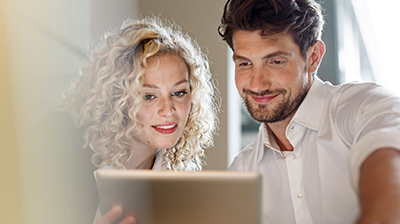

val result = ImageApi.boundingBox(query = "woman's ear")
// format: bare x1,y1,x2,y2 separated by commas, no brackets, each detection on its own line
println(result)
307,40,326,74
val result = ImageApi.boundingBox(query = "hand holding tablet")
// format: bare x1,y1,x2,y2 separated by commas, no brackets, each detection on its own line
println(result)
93,205,136,224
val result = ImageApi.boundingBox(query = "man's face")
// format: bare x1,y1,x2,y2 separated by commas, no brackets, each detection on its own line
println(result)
232,30,313,124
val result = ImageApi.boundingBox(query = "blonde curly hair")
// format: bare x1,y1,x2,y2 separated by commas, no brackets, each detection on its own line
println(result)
59,17,219,171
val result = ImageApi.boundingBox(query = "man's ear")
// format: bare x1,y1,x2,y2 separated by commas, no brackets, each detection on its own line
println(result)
307,40,326,74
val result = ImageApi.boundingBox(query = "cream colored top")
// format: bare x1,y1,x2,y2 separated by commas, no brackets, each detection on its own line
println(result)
93,149,165,221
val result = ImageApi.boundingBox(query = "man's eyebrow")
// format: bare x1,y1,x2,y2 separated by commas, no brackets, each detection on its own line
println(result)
232,54,250,61
263,51,292,59
232,51,292,61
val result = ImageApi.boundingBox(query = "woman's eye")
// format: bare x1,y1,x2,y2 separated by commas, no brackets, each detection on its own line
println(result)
143,95,155,100
173,91,188,97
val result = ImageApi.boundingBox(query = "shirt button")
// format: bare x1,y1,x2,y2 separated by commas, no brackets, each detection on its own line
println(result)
290,154,297,159
296,192,303,198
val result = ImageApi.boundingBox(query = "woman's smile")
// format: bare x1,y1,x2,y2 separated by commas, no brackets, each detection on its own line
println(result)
152,123,178,134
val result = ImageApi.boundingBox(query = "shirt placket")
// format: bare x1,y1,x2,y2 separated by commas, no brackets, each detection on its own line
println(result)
285,123,314,224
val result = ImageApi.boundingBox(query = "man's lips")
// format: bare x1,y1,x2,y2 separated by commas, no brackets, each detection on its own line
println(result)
152,123,178,134
251,94,279,104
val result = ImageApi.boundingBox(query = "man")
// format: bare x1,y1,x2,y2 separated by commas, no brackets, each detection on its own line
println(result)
218,0,400,223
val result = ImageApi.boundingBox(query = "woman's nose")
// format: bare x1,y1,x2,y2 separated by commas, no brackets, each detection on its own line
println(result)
158,97,175,117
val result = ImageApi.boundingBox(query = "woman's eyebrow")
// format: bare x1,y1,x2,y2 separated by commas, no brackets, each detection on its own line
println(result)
142,84,158,89
142,79,189,89
174,79,189,87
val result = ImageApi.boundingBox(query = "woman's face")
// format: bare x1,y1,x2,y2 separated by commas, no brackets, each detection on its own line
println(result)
133,53,192,151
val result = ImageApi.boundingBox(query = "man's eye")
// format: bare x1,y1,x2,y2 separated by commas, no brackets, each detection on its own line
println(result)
269,59,285,65
173,91,188,97
239,61,251,67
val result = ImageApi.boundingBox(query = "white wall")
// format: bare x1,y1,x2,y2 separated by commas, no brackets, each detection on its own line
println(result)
3,1,140,223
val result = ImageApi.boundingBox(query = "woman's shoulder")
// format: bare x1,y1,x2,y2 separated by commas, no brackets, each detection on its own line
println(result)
152,149,166,170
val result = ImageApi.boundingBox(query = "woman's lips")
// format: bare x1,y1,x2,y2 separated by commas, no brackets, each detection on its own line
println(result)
152,123,178,134
251,94,279,104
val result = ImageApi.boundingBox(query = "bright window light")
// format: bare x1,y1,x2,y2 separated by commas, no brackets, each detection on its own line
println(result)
358,0,400,94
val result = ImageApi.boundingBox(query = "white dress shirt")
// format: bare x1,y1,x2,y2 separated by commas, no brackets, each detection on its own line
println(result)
229,77,400,224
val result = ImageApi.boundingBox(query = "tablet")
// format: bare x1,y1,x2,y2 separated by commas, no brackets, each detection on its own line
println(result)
96,170,261,224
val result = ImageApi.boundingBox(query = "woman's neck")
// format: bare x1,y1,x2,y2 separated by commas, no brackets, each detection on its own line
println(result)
125,146,158,169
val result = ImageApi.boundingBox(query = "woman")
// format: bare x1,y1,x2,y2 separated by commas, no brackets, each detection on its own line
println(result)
59,17,219,223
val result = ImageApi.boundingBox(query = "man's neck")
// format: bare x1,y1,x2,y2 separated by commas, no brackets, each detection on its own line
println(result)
266,117,294,152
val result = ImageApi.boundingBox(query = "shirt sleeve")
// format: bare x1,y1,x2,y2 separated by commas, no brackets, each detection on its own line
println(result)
228,156,241,171
228,146,255,172
336,83,400,189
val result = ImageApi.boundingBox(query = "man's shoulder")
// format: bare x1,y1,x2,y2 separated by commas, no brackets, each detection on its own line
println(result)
335,81,392,96
313,78,390,96
331,81,400,107
229,133,264,171
239,126,265,156
235,143,255,157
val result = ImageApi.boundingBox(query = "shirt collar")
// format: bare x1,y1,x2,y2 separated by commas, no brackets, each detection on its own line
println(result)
291,76,331,131
258,123,269,163
256,77,332,162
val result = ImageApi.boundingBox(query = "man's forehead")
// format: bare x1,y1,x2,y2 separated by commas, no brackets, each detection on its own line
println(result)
231,30,303,62
233,29,289,40
232,30,295,49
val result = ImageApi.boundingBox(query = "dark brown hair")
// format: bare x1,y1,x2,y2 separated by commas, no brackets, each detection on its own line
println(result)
218,0,325,58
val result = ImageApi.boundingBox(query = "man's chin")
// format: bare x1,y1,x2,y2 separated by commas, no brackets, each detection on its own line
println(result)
247,109,272,123
246,104,289,123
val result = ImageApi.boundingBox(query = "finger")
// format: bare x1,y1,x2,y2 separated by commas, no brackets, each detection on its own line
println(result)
118,215,137,224
95,205,123,224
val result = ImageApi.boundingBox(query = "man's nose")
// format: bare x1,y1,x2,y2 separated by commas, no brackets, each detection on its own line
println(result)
249,66,270,93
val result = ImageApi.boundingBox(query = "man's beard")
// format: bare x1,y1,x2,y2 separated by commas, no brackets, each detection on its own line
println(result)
242,83,308,123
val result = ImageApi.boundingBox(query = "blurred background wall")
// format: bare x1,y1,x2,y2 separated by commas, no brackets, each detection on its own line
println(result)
0,1,23,223
1,0,228,223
